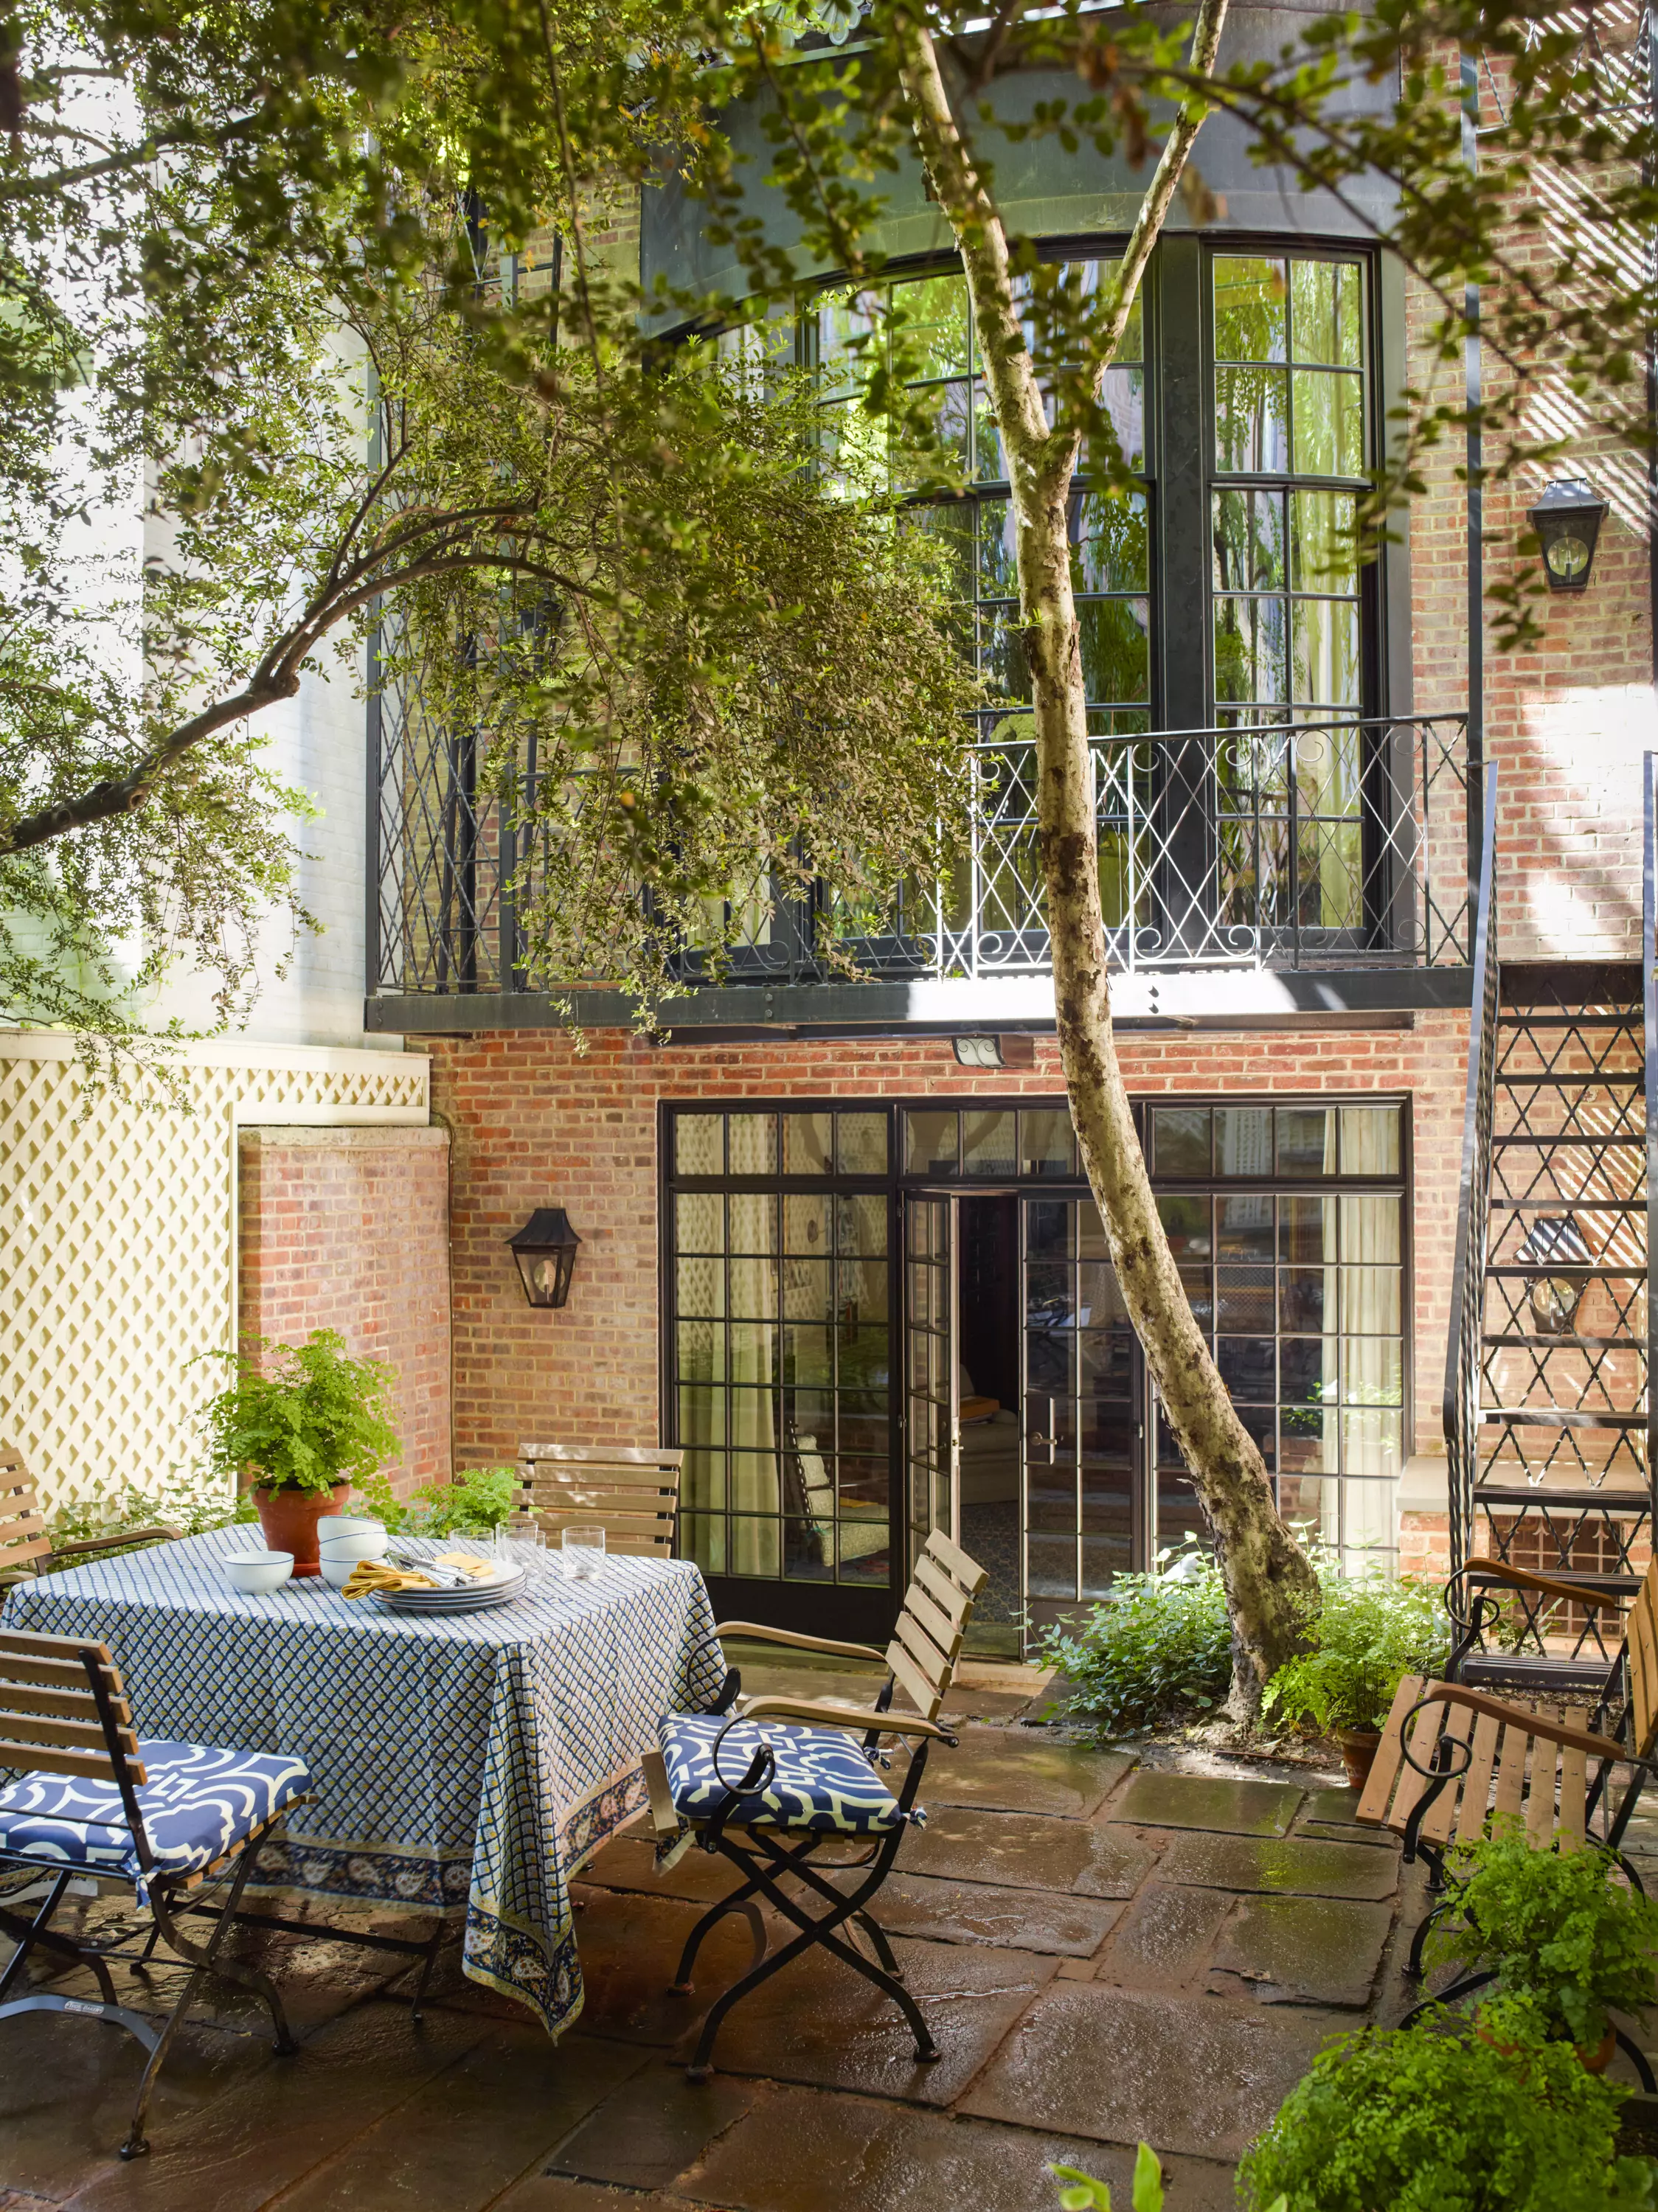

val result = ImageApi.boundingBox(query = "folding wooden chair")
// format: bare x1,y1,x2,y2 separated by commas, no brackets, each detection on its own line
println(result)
516,1443,683,1557
642,1528,989,2081
1358,1556,1658,2080
0,1627,313,2157
1,1444,183,1595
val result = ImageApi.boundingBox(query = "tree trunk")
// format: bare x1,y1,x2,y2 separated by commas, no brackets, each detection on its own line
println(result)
896,1,1317,1715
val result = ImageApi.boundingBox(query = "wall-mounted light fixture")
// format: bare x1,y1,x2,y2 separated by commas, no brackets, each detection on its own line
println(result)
507,1208,583,1309
1513,1214,1592,1337
1527,479,1609,593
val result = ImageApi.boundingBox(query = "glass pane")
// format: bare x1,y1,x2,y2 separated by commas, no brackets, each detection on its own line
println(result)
892,270,971,380
1280,1194,1336,1263
1338,1478,1398,1566
1343,1336,1403,1407
1215,256,1288,361
1342,1408,1403,1480
1157,1194,1212,1260
784,1192,831,1255
677,1321,724,1382
1212,489,1285,592
1289,490,1358,592
1291,598,1360,708
1216,1267,1274,1331
728,1324,779,1385
1098,366,1146,470
1021,1109,1076,1178
1280,1336,1336,1405
1216,1195,1274,1261
1027,1532,1077,1601
729,1514,781,1577
1339,1107,1401,1175
1215,365,1288,473
838,1112,889,1174
1291,260,1362,368
730,1256,779,1318
684,1449,726,1510
1291,369,1363,478
676,1256,724,1318
1079,598,1151,704
1339,1266,1402,1337
727,1113,777,1175
675,1113,723,1174
1214,595,1287,704
962,1109,1018,1176
836,1192,888,1255
1215,1109,1273,1176
1277,1107,1336,1175
906,1111,959,1175
783,1112,833,1175
784,1520,833,1582
729,1192,778,1253
977,496,1019,596
1341,1193,1402,1263
785,1324,834,1385
1026,1198,1073,1259
681,1514,725,1572
676,1191,723,1253
679,1385,726,1447
1071,490,1149,592
836,1257,888,1322
1217,1338,1276,1401
1153,1106,1211,1175
783,1258,833,1321
1280,1268,1328,1331
839,1324,891,1389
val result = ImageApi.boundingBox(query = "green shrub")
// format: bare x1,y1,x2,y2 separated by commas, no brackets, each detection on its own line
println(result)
48,1470,255,1562
198,1329,400,1497
1263,1563,1449,1735
353,1464,518,1538
1033,1540,1232,1735
1425,1828,1658,2049
1238,2002,1657,2212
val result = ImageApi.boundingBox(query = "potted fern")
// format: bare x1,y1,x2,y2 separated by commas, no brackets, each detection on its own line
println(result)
1263,1566,1449,1787
200,1330,401,1576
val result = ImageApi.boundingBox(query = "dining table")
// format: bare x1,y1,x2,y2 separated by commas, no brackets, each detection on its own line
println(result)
1,1523,724,2035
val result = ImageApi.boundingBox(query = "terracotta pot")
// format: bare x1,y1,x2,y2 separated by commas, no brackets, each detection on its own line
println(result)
1579,2026,1618,2074
1336,1728,1383,1790
252,1481,350,1576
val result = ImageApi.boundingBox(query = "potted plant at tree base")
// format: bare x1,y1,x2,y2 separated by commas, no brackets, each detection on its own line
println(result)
1237,1999,1658,2211
201,1330,401,1576
1425,1828,1658,2070
1261,1565,1449,1787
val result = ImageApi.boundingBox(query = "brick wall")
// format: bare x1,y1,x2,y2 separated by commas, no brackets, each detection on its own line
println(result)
238,1127,452,1493
429,1015,1468,1474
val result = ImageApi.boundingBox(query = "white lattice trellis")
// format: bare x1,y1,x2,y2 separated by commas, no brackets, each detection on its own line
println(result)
0,1034,429,1515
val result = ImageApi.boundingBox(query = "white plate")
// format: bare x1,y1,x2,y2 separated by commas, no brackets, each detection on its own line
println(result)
374,1583,525,1615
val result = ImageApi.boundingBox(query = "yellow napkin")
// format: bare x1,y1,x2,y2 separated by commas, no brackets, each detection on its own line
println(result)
434,1552,499,1581
341,1559,438,1600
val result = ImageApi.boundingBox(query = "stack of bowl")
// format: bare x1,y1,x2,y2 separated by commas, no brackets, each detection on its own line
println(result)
317,1515,390,1589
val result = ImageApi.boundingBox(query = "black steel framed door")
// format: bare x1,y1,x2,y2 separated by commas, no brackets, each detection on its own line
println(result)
903,1193,958,1576
1022,1194,1147,1632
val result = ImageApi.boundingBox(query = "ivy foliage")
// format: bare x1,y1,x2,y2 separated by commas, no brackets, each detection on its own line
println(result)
1238,2002,1658,2212
198,1328,401,1496
1426,1829,1658,2051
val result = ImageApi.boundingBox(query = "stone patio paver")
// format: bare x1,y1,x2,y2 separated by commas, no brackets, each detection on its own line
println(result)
902,1805,1157,1896
548,2062,757,2191
1209,1896,1394,2008
1156,1831,1399,1901
669,2082,1238,2212
849,1871,1124,1955
958,1983,1346,2158
1095,1885,1235,1990
908,1728,1136,1818
1110,1771,1303,1837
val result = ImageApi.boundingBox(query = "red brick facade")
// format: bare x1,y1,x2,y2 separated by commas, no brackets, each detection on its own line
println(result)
237,1127,452,1493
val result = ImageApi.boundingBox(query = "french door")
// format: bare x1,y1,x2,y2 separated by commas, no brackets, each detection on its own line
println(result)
903,1194,957,1576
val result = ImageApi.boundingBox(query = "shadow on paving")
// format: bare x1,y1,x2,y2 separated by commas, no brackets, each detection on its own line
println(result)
0,1652,1430,2210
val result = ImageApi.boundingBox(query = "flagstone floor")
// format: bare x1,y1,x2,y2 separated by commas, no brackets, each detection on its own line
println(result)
4,1648,1646,2212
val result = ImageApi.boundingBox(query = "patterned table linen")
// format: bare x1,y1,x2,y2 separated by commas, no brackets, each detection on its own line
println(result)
3,1525,723,2034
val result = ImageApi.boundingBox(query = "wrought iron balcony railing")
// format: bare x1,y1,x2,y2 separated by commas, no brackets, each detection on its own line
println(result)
369,708,1475,1000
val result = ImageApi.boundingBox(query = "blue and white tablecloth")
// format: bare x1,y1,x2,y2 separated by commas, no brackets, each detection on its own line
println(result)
2,1526,723,2035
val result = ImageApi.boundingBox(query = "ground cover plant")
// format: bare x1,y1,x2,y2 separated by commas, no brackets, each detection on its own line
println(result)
1262,1567,1450,1736
1034,1539,1233,1736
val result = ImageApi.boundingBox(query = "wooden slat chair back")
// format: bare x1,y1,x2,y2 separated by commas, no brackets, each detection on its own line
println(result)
0,1448,52,1587
887,1529,990,1722
1623,1559,1658,1759
517,1443,683,1557
0,1627,147,1797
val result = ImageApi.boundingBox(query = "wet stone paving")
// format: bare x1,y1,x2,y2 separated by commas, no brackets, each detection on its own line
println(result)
4,1649,1656,2212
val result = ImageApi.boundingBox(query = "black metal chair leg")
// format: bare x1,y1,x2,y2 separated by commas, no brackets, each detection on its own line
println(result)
1405,1893,1459,1980
1615,2025,1657,2092
120,1961,209,2159
150,1854,295,2056
853,1910,903,1980
0,1873,73,2004
406,1923,447,2021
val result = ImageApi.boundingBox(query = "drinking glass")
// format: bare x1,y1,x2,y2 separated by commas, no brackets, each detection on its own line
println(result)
563,1525,606,1579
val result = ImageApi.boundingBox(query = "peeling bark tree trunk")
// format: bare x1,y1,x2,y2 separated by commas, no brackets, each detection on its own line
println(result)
897,0,1317,1716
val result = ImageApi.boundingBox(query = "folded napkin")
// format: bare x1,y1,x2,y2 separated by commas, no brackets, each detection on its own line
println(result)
341,1560,439,1599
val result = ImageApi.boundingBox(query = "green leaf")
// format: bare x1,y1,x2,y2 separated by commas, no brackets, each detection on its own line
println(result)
1130,2142,1164,2212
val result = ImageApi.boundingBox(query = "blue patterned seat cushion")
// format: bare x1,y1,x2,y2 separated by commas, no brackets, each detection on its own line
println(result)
0,1739,311,1898
659,1714,909,1833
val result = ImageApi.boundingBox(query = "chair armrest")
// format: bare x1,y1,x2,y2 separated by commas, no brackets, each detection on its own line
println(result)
1432,1681,1628,1762
712,1621,887,1667
739,1695,953,1743
1460,1560,1625,1612
48,1524,184,1563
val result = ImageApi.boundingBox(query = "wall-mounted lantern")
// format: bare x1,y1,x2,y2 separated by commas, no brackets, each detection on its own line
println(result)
507,1208,583,1309
1514,1214,1591,1336
1527,479,1609,593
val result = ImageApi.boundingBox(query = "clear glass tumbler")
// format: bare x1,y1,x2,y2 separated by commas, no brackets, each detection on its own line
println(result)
563,1525,606,1579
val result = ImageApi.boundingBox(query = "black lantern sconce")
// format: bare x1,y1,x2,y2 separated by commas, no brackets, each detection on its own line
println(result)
507,1209,583,1309
1527,479,1609,593
1513,1214,1592,1337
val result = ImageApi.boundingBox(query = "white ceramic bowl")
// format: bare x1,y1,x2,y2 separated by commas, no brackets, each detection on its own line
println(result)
224,1550,294,1594
316,1515,386,1543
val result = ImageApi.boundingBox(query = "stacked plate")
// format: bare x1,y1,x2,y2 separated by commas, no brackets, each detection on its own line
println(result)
372,1560,528,1615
